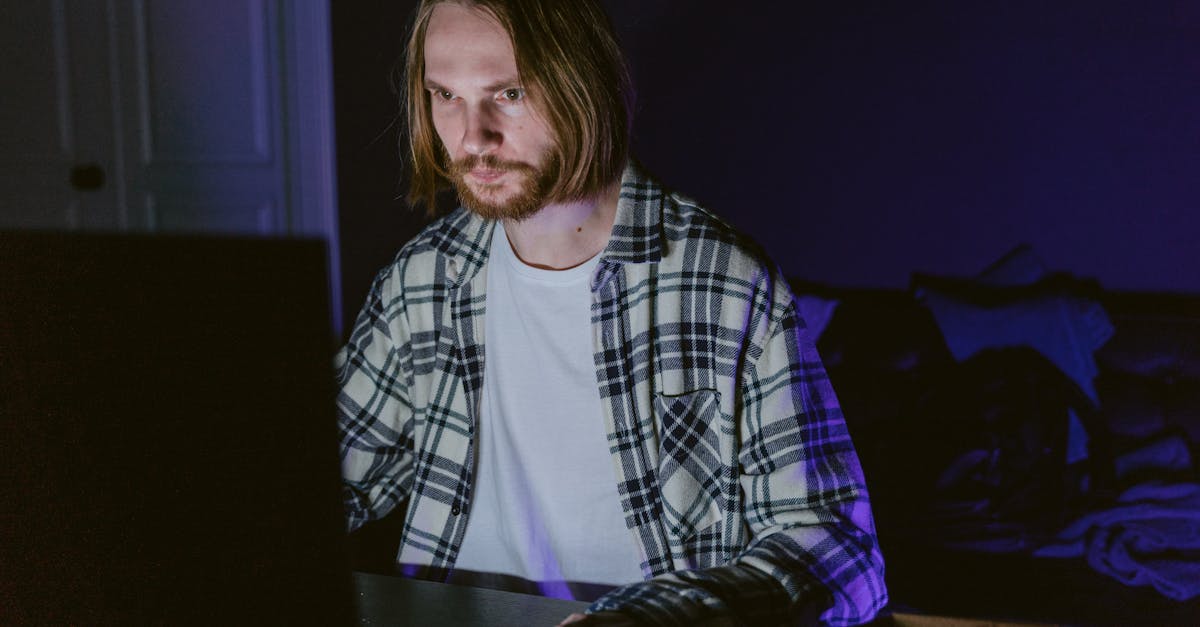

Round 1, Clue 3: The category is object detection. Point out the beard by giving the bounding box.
[447,151,560,222]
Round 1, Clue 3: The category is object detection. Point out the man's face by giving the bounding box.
[423,3,559,220]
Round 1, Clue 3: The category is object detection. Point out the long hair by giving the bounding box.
[402,0,635,215]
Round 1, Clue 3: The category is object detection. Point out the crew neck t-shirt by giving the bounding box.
[450,222,645,601]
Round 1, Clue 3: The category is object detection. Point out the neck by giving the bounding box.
[501,181,620,271]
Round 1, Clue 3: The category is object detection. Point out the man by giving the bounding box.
[336,1,888,624]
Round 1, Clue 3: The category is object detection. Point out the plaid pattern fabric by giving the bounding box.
[336,162,887,625]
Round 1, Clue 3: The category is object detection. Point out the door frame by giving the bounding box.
[282,0,343,333]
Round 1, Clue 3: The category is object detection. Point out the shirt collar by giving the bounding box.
[599,160,665,265]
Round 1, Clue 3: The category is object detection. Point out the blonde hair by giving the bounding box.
[402,0,635,215]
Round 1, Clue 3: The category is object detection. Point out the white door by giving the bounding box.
[0,1,117,229]
[0,0,341,327]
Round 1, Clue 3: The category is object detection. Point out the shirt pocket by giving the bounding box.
[653,389,727,539]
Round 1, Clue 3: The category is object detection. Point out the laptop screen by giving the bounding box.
[0,232,354,625]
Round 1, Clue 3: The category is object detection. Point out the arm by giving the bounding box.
[726,283,887,625]
[588,271,887,626]
[335,266,416,533]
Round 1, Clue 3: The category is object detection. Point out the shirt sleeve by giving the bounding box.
[588,269,888,626]
[335,266,416,533]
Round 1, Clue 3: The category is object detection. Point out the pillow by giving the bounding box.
[913,245,1114,464]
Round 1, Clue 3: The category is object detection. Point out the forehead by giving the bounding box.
[424,3,518,84]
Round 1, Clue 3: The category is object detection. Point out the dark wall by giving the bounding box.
[333,0,1200,332]
[331,0,423,328]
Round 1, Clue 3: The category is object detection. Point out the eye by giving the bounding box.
[431,89,454,102]
[499,88,525,103]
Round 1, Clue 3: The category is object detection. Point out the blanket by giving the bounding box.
[1033,434,1200,602]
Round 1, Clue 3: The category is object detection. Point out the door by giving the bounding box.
[0,0,341,328]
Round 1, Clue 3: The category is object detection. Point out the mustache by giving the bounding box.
[450,154,538,176]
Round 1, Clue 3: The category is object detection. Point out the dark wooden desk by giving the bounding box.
[353,572,590,626]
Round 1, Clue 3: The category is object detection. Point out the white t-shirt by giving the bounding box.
[451,223,645,600]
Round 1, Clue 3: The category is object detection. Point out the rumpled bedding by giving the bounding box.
[910,245,1200,601]
[1034,478,1200,601]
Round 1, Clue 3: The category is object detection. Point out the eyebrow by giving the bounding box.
[422,77,522,93]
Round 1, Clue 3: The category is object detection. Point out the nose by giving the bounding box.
[462,105,501,156]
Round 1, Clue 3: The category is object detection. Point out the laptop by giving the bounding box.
[0,232,355,625]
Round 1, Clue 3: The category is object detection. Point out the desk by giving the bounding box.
[353,571,589,626]
[352,573,1058,627]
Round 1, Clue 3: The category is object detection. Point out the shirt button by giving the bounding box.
[451,506,461,516]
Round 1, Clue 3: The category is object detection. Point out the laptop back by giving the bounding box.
[0,232,354,625]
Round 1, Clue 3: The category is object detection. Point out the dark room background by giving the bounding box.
[332,0,1199,334]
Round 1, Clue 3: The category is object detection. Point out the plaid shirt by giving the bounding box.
[336,163,887,625]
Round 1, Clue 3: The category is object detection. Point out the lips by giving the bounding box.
[469,168,506,183]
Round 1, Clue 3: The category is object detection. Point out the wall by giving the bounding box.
[612,0,1200,291]
[333,0,1200,330]
[332,0,423,327]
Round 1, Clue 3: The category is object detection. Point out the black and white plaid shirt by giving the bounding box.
[336,162,887,625]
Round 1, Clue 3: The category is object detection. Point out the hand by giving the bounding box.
[556,610,637,626]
